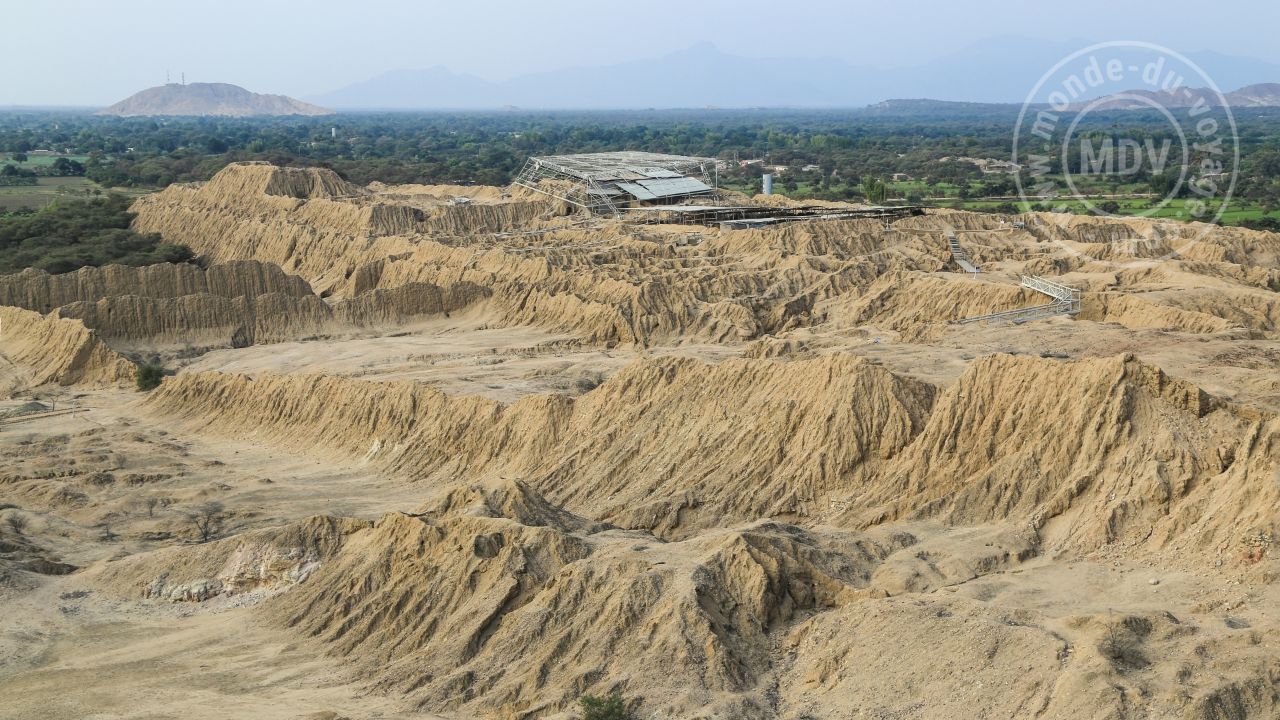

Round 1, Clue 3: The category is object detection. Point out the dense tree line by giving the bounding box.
[0,164,38,186]
[2,108,1279,203]
[1,109,1275,275]
[0,195,192,274]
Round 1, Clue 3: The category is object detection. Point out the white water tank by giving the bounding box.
[762,173,774,195]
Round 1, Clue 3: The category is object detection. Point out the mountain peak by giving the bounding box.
[97,82,331,117]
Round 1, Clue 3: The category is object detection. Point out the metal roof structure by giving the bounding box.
[512,151,719,215]
[622,203,925,228]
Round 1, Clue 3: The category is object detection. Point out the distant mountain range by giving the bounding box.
[861,99,1021,115]
[1070,82,1280,110]
[98,83,331,117]
[309,40,1280,110]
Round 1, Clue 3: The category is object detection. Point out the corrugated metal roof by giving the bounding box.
[616,182,658,200]
[636,177,713,197]
[624,205,751,212]
[637,168,682,178]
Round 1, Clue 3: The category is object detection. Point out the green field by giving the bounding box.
[2,153,115,211]
[0,176,149,211]
[5,153,91,168]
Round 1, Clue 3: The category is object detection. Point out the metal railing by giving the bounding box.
[953,300,1073,325]
[953,275,1081,325]
[1020,275,1073,302]
[948,232,980,273]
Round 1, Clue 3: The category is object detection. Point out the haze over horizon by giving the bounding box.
[6,0,1280,107]
[7,3,1280,719]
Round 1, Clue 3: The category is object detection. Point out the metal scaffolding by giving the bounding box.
[625,203,924,227]
[512,151,719,215]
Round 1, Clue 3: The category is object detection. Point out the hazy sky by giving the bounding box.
[5,0,1280,105]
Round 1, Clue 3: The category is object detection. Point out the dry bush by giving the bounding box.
[185,501,226,542]
[1098,615,1151,670]
[5,513,29,536]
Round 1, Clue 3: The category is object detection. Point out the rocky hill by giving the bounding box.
[1072,82,1280,110]
[97,82,330,117]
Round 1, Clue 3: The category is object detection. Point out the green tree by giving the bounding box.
[1245,147,1280,178]
[0,195,193,274]
[50,157,85,176]
[861,176,888,204]
[11,152,27,163]
[1150,172,1179,197]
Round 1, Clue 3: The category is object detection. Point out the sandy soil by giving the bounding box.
[2,165,1278,719]
[179,312,741,403]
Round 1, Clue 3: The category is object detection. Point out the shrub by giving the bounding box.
[977,202,1020,215]
[1098,617,1150,670]
[579,693,629,720]
[573,372,605,394]
[1242,217,1280,232]
[5,512,29,536]
[136,363,164,391]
